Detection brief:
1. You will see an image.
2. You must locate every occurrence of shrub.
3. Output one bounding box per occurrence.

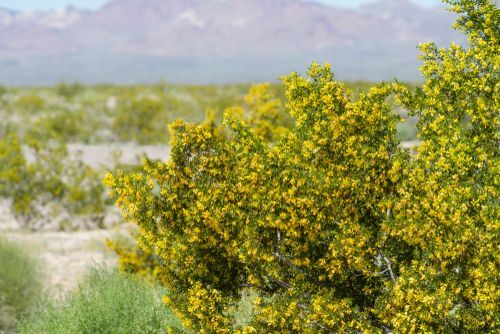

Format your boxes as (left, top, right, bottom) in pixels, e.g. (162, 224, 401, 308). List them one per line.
(228, 83, 290, 142)
(106, 237, 165, 282)
(108, 64, 403, 334)
(18, 267, 186, 334)
(0, 133, 25, 198)
(379, 0, 499, 330)
(106, 1, 498, 332)
(0, 134, 106, 230)
(16, 94, 45, 113)
(0, 237, 42, 332)
(55, 82, 83, 100)
(112, 96, 169, 144)
(25, 108, 87, 143)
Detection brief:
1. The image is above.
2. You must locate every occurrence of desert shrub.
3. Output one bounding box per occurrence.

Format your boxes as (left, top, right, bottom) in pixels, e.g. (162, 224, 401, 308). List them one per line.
(0, 237, 42, 332)
(0, 133, 26, 198)
(0, 134, 107, 230)
(378, 0, 499, 331)
(106, 238, 165, 282)
(15, 94, 45, 113)
(18, 267, 186, 334)
(108, 63, 403, 333)
(25, 108, 88, 143)
(228, 83, 290, 142)
(55, 82, 83, 100)
(106, 0, 498, 332)
(113, 96, 169, 144)
(197, 83, 290, 143)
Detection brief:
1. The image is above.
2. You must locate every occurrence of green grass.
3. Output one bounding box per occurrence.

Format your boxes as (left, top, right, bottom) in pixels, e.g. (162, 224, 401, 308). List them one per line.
(18, 267, 186, 334)
(0, 237, 43, 332)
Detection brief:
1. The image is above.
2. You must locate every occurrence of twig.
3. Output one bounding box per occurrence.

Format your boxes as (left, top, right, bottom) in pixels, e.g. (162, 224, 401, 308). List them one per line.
(267, 276, 291, 289)
(381, 254, 396, 281)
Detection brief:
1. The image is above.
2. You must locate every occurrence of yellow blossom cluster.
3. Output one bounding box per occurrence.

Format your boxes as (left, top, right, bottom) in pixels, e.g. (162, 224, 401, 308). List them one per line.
(105, 1, 498, 332)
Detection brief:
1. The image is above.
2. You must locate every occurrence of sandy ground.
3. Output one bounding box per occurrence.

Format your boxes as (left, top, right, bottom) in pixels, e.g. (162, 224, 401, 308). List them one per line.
(24, 143, 171, 169)
(2, 229, 128, 300)
(1, 198, 133, 300)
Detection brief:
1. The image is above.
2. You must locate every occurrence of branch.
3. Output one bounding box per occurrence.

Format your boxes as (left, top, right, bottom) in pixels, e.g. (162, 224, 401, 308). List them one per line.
(381, 254, 396, 281)
(267, 275, 291, 289)
(274, 251, 307, 275)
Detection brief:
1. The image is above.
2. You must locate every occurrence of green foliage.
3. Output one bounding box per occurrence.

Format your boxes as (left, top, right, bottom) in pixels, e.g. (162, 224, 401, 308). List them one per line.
(3, 80, 405, 147)
(106, 1, 499, 332)
(0, 133, 25, 197)
(229, 83, 289, 142)
(0, 134, 106, 229)
(106, 237, 165, 282)
(16, 94, 45, 113)
(18, 267, 187, 334)
(113, 96, 170, 144)
(25, 109, 88, 143)
(55, 82, 83, 100)
(380, 0, 500, 331)
(0, 237, 43, 332)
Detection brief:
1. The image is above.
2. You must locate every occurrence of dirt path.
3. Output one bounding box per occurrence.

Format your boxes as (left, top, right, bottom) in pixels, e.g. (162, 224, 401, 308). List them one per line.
(2, 226, 131, 300)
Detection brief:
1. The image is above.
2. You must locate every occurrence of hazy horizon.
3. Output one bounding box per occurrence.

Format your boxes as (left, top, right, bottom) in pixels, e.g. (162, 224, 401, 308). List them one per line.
(0, 0, 443, 12)
(0, 0, 461, 85)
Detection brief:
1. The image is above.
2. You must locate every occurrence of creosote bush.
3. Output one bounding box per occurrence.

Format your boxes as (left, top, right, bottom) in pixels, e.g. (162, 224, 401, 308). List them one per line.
(106, 1, 499, 333)
(0, 133, 107, 230)
(113, 96, 169, 144)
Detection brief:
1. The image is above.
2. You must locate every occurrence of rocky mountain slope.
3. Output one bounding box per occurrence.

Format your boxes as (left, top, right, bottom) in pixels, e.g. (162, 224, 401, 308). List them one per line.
(0, 0, 464, 84)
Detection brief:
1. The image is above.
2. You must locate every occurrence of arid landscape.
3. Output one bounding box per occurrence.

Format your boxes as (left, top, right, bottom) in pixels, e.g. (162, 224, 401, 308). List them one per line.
(0, 0, 463, 84)
(0, 0, 497, 333)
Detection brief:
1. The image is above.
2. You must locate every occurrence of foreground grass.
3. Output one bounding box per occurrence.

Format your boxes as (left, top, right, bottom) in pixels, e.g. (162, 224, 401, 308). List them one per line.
(18, 267, 186, 334)
(0, 237, 42, 332)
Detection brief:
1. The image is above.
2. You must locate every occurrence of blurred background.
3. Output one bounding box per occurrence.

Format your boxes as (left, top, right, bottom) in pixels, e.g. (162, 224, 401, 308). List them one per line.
(0, 0, 464, 85)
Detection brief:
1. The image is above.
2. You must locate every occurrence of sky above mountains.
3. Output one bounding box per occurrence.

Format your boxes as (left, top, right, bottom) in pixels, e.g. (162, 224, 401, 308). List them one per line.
(0, 0, 443, 11)
(0, 0, 461, 84)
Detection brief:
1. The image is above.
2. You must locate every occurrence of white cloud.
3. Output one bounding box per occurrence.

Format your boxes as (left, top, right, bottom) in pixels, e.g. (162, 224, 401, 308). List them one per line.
(176, 10, 206, 29)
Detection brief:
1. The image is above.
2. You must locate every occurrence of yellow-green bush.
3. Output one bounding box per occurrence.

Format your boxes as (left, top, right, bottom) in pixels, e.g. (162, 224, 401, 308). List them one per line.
(380, 0, 499, 330)
(15, 94, 45, 113)
(230, 83, 289, 142)
(112, 96, 170, 144)
(106, 238, 166, 283)
(106, 1, 499, 332)
(0, 133, 107, 229)
(0, 133, 25, 197)
(55, 82, 83, 100)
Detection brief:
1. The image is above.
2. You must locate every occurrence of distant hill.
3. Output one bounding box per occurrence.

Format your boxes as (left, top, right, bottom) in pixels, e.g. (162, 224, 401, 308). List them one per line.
(0, 0, 464, 85)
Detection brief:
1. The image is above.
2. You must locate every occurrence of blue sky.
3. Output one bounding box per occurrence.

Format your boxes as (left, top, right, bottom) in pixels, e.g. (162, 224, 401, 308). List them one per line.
(0, 0, 443, 11)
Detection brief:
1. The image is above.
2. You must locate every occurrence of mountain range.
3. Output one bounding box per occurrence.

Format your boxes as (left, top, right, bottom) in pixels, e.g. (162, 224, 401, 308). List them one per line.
(0, 0, 464, 85)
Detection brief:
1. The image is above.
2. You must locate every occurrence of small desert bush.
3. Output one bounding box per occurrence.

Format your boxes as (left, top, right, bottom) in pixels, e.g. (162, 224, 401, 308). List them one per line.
(0, 134, 107, 230)
(0, 237, 42, 332)
(18, 267, 186, 334)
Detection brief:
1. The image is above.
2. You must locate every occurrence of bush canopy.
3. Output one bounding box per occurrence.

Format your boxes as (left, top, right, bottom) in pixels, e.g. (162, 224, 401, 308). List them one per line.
(106, 1, 499, 332)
